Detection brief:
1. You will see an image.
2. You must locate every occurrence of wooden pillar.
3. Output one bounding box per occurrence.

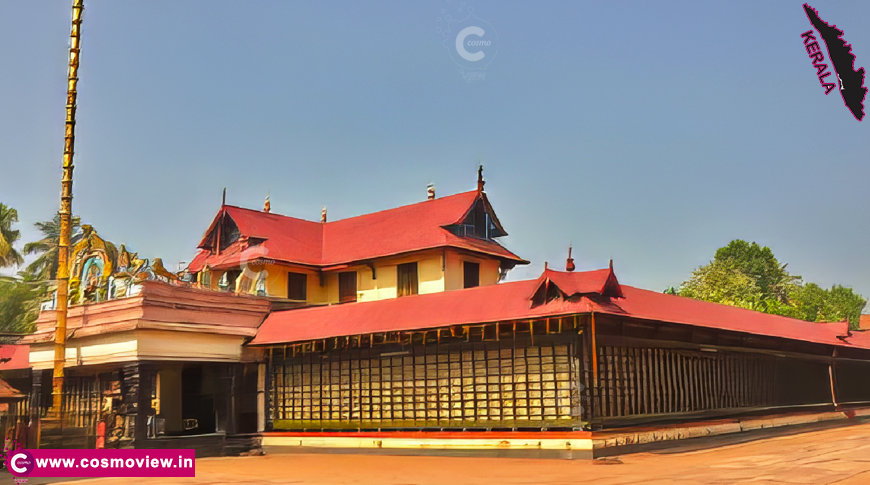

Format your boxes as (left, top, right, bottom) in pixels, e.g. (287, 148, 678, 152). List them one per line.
(30, 370, 43, 448)
(30, 370, 43, 420)
(122, 363, 153, 446)
(829, 350, 839, 408)
(158, 367, 182, 435)
(229, 365, 238, 435)
(216, 365, 236, 434)
(257, 363, 267, 432)
(590, 312, 600, 421)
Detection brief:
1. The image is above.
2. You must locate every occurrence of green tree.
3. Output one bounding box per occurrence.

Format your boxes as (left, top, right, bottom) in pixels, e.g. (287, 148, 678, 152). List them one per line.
(678, 260, 764, 310)
(676, 240, 866, 329)
(786, 283, 831, 322)
(0, 272, 46, 334)
(23, 214, 82, 281)
(0, 203, 24, 268)
(827, 285, 867, 328)
(714, 240, 801, 303)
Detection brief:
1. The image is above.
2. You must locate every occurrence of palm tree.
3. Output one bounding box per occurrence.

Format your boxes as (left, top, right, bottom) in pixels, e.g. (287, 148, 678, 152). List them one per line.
(0, 271, 49, 334)
(0, 203, 24, 269)
(23, 214, 82, 281)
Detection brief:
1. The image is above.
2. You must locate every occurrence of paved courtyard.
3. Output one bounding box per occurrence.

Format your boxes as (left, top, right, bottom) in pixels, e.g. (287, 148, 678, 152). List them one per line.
(8, 421, 870, 485)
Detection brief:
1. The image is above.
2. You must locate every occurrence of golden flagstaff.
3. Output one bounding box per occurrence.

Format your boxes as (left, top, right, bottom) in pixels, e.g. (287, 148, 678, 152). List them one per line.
(53, 0, 84, 416)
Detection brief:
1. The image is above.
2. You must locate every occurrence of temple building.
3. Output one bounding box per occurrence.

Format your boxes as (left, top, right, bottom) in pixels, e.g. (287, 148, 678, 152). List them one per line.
(186, 170, 526, 303)
(6, 170, 870, 458)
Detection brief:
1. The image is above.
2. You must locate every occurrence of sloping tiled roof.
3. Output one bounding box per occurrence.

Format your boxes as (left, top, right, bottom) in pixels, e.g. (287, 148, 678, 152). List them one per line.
(252, 278, 547, 345)
(607, 285, 851, 348)
(189, 191, 526, 271)
(0, 377, 24, 400)
(251, 267, 866, 351)
(535, 266, 624, 299)
(0, 344, 29, 371)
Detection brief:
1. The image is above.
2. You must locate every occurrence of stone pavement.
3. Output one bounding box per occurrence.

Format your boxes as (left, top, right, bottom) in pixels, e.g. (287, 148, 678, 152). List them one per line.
(11, 421, 870, 485)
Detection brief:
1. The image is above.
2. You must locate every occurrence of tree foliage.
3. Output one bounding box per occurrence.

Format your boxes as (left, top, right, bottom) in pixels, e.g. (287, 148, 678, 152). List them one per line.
(23, 214, 82, 281)
(676, 240, 866, 329)
(679, 261, 763, 311)
(0, 207, 89, 335)
(713, 240, 800, 303)
(0, 273, 46, 334)
(0, 203, 24, 268)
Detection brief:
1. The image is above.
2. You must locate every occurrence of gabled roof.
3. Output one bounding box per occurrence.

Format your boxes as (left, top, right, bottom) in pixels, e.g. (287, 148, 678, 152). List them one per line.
(533, 264, 624, 300)
(189, 191, 527, 272)
(0, 377, 24, 400)
(250, 267, 869, 352)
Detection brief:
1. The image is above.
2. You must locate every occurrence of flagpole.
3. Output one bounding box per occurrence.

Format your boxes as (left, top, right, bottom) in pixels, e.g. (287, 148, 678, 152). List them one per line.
(53, 0, 84, 417)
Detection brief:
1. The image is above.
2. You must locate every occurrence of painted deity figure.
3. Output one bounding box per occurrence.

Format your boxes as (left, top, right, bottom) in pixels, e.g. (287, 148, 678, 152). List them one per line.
(81, 257, 106, 302)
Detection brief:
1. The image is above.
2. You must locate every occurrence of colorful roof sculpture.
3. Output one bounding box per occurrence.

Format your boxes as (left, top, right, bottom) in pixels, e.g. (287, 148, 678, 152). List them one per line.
(188, 190, 527, 272)
(22, 281, 272, 345)
(251, 266, 867, 351)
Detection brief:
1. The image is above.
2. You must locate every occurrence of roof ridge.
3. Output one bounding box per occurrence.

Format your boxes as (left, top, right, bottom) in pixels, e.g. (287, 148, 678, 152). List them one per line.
(224, 205, 322, 226)
(192, 189, 524, 271)
(325, 190, 479, 226)
(224, 190, 478, 226)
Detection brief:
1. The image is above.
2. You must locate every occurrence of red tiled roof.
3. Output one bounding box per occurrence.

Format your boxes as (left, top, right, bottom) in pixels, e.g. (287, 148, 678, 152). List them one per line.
(251, 278, 555, 345)
(537, 266, 624, 299)
(604, 286, 851, 349)
(0, 377, 24, 400)
(250, 268, 866, 351)
(838, 328, 870, 349)
(189, 191, 526, 272)
(0, 345, 29, 371)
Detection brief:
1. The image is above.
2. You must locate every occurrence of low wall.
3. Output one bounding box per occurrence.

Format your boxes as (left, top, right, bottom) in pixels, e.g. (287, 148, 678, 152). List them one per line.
(262, 430, 594, 459)
(262, 407, 870, 459)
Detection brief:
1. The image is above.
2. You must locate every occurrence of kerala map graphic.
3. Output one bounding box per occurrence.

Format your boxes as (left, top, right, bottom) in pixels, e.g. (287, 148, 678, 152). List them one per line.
(803, 4, 867, 121)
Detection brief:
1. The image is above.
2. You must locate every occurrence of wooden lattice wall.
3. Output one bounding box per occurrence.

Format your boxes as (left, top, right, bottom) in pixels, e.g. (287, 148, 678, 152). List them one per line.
(592, 347, 781, 418)
(269, 334, 587, 430)
(266, 314, 847, 431)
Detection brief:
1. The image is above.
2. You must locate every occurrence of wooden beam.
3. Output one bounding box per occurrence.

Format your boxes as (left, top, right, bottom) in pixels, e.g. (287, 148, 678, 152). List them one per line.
(596, 334, 835, 365)
(591, 312, 599, 392)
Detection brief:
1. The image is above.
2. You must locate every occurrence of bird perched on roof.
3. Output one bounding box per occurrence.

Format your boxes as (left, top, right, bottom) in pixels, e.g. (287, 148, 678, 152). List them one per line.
(151, 258, 180, 282)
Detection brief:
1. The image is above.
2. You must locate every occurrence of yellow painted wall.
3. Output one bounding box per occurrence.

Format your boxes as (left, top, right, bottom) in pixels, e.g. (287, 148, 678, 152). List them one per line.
(211, 249, 503, 303)
(260, 264, 332, 303)
(324, 273, 340, 303)
(444, 250, 501, 291)
(480, 258, 501, 286)
(198, 270, 223, 290)
(418, 257, 444, 295)
(444, 251, 463, 291)
(263, 264, 287, 298)
(309, 272, 330, 303)
(358, 263, 395, 301)
(357, 251, 445, 302)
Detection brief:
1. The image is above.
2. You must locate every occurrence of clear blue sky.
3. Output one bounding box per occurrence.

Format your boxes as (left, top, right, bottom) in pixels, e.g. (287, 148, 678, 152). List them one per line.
(1, 1, 869, 299)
